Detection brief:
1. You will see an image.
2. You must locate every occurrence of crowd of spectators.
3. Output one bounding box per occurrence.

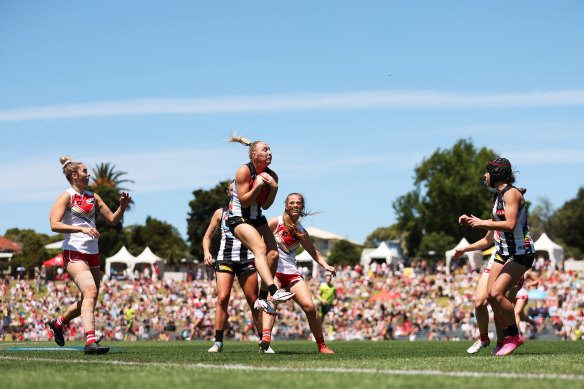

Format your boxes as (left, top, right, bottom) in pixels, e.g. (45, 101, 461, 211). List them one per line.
(1, 262, 583, 344)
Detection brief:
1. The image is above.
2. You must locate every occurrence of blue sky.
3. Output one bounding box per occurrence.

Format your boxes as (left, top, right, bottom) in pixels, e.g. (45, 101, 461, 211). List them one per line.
(1, 1, 583, 247)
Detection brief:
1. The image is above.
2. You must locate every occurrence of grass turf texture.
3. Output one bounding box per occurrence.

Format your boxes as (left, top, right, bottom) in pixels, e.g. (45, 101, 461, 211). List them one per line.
(1, 340, 583, 389)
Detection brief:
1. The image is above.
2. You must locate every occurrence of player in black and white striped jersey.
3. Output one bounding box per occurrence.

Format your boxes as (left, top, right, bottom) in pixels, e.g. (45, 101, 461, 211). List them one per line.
(203, 180, 265, 353)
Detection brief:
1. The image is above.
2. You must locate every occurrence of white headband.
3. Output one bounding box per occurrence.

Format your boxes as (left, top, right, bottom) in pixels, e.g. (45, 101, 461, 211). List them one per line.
(62, 160, 72, 168)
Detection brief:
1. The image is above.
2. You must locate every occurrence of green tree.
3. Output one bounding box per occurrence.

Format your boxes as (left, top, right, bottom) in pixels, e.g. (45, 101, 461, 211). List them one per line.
(187, 180, 231, 260)
(126, 217, 189, 264)
(552, 187, 584, 258)
(91, 162, 134, 192)
(87, 163, 134, 263)
(393, 139, 497, 257)
(528, 197, 556, 240)
(327, 240, 362, 267)
(4, 228, 51, 276)
(418, 231, 456, 259)
(364, 225, 401, 248)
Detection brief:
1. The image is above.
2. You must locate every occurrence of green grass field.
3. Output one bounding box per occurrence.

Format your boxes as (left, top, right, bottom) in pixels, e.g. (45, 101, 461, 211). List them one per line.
(1, 340, 583, 389)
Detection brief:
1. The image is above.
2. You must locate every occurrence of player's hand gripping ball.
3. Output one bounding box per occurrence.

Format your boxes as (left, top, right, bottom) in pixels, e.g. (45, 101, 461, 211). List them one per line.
(253, 175, 270, 204)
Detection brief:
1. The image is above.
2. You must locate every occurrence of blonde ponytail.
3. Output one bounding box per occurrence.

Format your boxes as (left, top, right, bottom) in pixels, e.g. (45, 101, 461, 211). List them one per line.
(227, 132, 251, 146)
(227, 132, 264, 162)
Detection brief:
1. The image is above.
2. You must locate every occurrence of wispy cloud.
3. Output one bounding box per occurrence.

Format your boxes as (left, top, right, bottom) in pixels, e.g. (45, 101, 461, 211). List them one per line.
(0, 148, 401, 203)
(1, 90, 584, 121)
(505, 149, 584, 165)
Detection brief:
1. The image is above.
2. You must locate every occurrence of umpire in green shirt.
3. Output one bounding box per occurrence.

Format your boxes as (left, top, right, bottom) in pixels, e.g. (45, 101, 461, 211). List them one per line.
(317, 274, 336, 339)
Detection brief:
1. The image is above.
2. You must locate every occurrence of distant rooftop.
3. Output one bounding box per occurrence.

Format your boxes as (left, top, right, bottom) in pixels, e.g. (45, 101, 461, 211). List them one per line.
(0, 236, 22, 252)
(305, 227, 361, 246)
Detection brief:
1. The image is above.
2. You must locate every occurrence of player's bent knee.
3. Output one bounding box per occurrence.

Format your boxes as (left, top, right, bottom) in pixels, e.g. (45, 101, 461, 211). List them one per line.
(82, 285, 98, 300)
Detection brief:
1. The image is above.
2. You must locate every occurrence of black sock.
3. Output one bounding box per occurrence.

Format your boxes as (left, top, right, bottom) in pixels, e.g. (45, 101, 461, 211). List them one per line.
(259, 289, 268, 300)
(504, 325, 519, 337)
(268, 284, 278, 296)
(215, 330, 224, 343)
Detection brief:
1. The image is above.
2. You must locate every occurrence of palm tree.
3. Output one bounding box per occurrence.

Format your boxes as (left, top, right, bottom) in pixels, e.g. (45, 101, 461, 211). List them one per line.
(91, 162, 134, 191)
(90, 162, 135, 211)
(88, 163, 135, 260)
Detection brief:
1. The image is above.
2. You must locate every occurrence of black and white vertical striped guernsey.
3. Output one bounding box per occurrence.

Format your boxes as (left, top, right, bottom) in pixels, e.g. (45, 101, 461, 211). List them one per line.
(492, 185, 535, 257)
(229, 162, 274, 220)
(217, 206, 254, 263)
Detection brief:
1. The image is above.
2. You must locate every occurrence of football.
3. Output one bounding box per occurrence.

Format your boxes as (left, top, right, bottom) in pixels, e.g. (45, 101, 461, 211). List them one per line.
(253, 175, 270, 204)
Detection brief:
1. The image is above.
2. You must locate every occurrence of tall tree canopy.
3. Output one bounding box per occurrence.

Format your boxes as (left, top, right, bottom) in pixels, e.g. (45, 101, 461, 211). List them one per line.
(187, 180, 231, 260)
(91, 162, 134, 192)
(4, 228, 54, 275)
(88, 162, 134, 263)
(327, 240, 362, 267)
(125, 217, 189, 264)
(363, 225, 401, 248)
(393, 139, 497, 257)
(552, 187, 584, 258)
(528, 197, 556, 241)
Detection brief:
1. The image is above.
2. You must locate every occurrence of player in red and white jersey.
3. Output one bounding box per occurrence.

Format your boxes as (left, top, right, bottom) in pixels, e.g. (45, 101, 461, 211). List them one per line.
(48, 156, 131, 355)
(259, 193, 336, 354)
(514, 270, 539, 336)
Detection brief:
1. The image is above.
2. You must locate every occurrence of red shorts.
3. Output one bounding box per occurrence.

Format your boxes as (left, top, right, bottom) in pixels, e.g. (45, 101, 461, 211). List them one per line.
(62, 250, 101, 268)
(275, 272, 303, 290)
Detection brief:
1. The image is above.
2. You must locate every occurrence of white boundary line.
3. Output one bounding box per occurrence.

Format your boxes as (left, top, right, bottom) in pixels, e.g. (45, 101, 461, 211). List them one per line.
(1, 355, 582, 381)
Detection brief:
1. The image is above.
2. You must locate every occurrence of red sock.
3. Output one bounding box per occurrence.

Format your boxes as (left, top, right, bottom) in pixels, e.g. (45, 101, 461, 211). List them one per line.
(56, 315, 69, 329)
(86, 330, 96, 345)
(262, 330, 271, 343)
(315, 336, 325, 347)
(480, 334, 489, 342)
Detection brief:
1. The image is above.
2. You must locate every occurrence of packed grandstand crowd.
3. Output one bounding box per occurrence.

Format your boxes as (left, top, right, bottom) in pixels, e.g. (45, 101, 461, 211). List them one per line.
(2, 260, 583, 344)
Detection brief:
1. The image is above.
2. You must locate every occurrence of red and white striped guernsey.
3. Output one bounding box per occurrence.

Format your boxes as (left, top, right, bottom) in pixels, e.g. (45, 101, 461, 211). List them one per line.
(61, 187, 99, 254)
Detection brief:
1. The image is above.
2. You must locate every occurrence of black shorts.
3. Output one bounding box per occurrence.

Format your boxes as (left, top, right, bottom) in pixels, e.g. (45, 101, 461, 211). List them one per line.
(227, 216, 268, 234)
(320, 304, 334, 316)
(498, 252, 535, 270)
(214, 261, 257, 276)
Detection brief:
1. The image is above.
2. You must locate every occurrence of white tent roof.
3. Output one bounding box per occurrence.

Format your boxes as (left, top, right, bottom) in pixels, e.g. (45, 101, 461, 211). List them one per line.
(360, 242, 401, 266)
(534, 233, 562, 251)
(105, 246, 165, 279)
(534, 233, 564, 270)
(369, 241, 392, 258)
(294, 249, 320, 278)
(44, 240, 64, 250)
(296, 249, 313, 263)
(445, 238, 483, 273)
(135, 247, 165, 265)
(104, 246, 136, 278)
(106, 246, 135, 263)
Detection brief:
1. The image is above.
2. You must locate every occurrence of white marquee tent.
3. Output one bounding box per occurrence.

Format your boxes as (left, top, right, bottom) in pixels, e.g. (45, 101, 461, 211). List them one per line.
(104, 246, 136, 278)
(134, 247, 165, 274)
(360, 242, 401, 267)
(296, 249, 321, 278)
(445, 238, 484, 273)
(135, 246, 164, 265)
(105, 246, 166, 279)
(534, 233, 564, 270)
